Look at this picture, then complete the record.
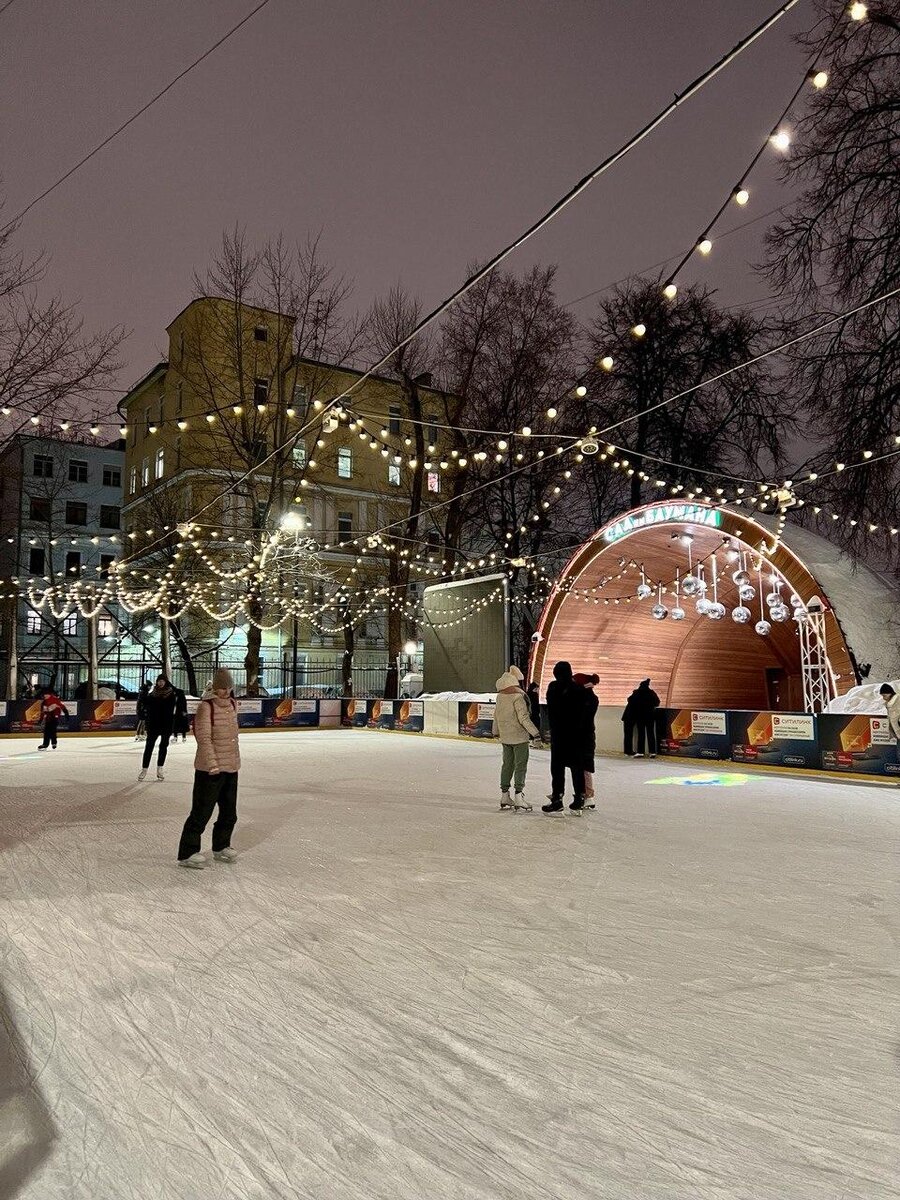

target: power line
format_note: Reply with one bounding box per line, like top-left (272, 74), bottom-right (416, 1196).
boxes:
top-left (1, 0), bottom-right (273, 233)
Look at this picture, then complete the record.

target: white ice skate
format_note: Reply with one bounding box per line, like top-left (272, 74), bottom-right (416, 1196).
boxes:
top-left (137, 768), bottom-right (147, 781)
top-left (499, 791), bottom-right (515, 810)
top-left (156, 768), bottom-right (165, 781)
top-left (513, 792), bottom-right (532, 812)
top-left (213, 847), bottom-right (238, 863)
top-left (179, 853), bottom-right (206, 869)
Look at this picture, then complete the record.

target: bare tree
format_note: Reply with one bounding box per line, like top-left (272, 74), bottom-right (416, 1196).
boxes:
top-left (764, 0), bottom-right (900, 556)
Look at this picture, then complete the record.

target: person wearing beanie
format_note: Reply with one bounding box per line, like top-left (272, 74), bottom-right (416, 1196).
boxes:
top-left (138, 674), bottom-right (177, 781)
top-left (543, 661), bottom-right (591, 812)
top-left (573, 672), bottom-right (600, 803)
top-left (492, 671), bottom-right (541, 810)
top-left (177, 669), bottom-right (241, 869)
top-left (623, 678), bottom-right (661, 758)
top-left (879, 683), bottom-right (900, 755)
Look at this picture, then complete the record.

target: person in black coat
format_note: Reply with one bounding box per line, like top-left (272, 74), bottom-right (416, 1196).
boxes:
top-left (138, 675), bottom-right (178, 780)
top-left (543, 661), bottom-right (591, 812)
top-left (526, 682), bottom-right (541, 736)
top-left (623, 678), bottom-right (661, 758)
top-left (172, 687), bottom-right (190, 742)
top-left (574, 672), bottom-right (600, 801)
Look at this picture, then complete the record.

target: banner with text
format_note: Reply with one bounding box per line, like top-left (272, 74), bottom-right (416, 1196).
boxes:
top-left (658, 709), bottom-right (731, 760)
top-left (264, 699), bottom-right (320, 728)
top-left (730, 710), bottom-right (818, 768)
top-left (458, 701), bottom-right (496, 738)
top-left (817, 713), bottom-right (900, 777)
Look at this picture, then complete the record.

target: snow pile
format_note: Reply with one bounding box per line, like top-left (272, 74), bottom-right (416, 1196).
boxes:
top-left (824, 678), bottom-right (900, 715)
top-left (419, 691), bottom-right (496, 701)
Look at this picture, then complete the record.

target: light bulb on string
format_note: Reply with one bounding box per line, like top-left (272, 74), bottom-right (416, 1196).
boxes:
top-left (631, 323), bottom-right (647, 338)
top-left (733, 187), bottom-right (750, 206)
top-left (696, 238), bottom-right (713, 256)
top-left (770, 129), bottom-right (791, 152)
top-left (810, 69), bottom-right (828, 88)
top-left (663, 283), bottom-right (677, 300)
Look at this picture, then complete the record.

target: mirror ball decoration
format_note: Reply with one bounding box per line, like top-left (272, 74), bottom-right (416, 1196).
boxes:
top-left (636, 582), bottom-right (653, 600)
top-left (706, 601), bottom-right (726, 620)
top-left (681, 574), bottom-right (702, 598)
top-left (790, 594), bottom-right (804, 608)
top-left (731, 605), bottom-right (752, 624)
top-left (766, 592), bottom-right (782, 608)
top-left (738, 583), bottom-right (756, 602)
top-left (670, 606), bottom-right (686, 621)
top-left (770, 603), bottom-right (790, 623)
top-left (732, 569), bottom-right (751, 585)
top-left (755, 619), bottom-right (772, 636)
top-left (793, 606), bottom-right (808, 623)
top-left (695, 596), bottom-right (712, 615)
top-left (651, 602), bottom-right (668, 620)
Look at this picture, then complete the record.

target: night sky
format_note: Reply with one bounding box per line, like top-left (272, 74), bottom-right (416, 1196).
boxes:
top-left (1, 0), bottom-right (814, 394)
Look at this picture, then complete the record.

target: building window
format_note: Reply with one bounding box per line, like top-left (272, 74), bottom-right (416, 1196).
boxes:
top-left (65, 501), bottom-right (88, 526)
top-left (337, 511), bottom-right (353, 543)
top-left (155, 448), bottom-right (165, 480)
top-left (293, 442), bottom-right (307, 469)
top-left (62, 612), bottom-right (77, 636)
top-left (65, 551), bottom-right (81, 577)
top-left (254, 325), bottom-right (268, 342)
top-left (29, 497), bottom-right (51, 522)
top-left (293, 504), bottom-right (309, 529)
top-left (102, 465), bottom-right (121, 488)
top-left (100, 554), bottom-right (115, 576)
top-left (426, 531), bottom-right (441, 549)
top-left (388, 406), bottom-right (401, 435)
top-left (28, 547), bottom-right (45, 575)
top-left (98, 615), bottom-right (114, 637)
top-left (426, 415), bottom-right (438, 445)
top-left (249, 439), bottom-right (268, 464)
top-left (253, 378), bottom-right (269, 406)
top-left (427, 471), bottom-right (441, 493)
top-left (141, 457), bottom-right (149, 487)
top-left (388, 464), bottom-right (401, 486)
top-left (129, 466), bottom-right (137, 496)
top-left (33, 454), bottom-right (54, 478)
top-left (26, 609), bottom-right (42, 635)
top-left (337, 448), bottom-right (352, 479)
top-left (99, 505), bottom-right (120, 529)
top-left (68, 459), bottom-right (88, 483)
top-left (293, 382), bottom-right (308, 406)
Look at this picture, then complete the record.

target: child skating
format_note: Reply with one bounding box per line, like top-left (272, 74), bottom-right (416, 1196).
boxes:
top-left (38, 689), bottom-right (69, 749)
top-left (492, 669), bottom-right (541, 811)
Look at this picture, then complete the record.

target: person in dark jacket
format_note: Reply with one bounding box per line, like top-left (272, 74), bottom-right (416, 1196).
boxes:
top-left (135, 678), bottom-right (152, 742)
top-left (574, 672), bottom-right (600, 803)
top-left (38, 690), bottom-right (69, 749)
top-left (138, 675), bottom-right (178, 780)
top-left (526, 682), bottom-right (541, 735)
top-left (172, 687), bottom-right (190, 742)
top-left (543, 661), bottom-right (591, 812)
top-left (623, 678), bottom-right (661, 758)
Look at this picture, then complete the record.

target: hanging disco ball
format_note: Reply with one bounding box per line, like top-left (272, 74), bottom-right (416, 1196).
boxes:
top-left (766, 592), bottom-right (782, 608)
top-left (636, 582), bottom-right (653, 600)
top-left (681, 575), bottom-right (702, 598)
top-left (755, 619), bottom-right (772, 636)
top-left (792, 606), bottom-right (809, 623)
top-left (739, 583), bottom-right (756, 602)
top-left (695, 597), bottom-right (712, 615)
top-left (770, 603), bottom-right (790, 623)
top-left (670, 606), bottom-right (686, 621)
top-left (732, 569), bottom-right (751, 585)
top-left (651, 603), bottom-right (669, 620)
top-left (790, 594), bottom-right (804, 608)
top-left (706, 601), bottom-right (726, 620)
top-left (731, 605), bottom-right (752, 624)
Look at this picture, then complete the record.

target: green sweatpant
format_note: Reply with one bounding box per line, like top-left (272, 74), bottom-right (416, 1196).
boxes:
top-left (500, 742), bottom-right (530, 793)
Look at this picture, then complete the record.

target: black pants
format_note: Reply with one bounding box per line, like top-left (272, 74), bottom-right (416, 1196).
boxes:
top-left (550, 748), bottom-right (585, 799)
top-left (623, 714), bottom-right (635, 754)
top-left (178, 771), bottom-right (239, 860)
top-left (636, 717), bottom-right (657, 755)
top-left (142, 728), bottom-right (171, 769)
top-left (40, 717), bottom-right (58, 748)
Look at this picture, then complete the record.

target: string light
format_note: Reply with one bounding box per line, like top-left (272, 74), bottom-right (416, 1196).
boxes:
top-left (770, 129), bottom-right (791, 151)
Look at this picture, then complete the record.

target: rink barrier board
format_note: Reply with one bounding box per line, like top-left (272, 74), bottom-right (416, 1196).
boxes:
top-left (0, 698), bottom-right (343, 735)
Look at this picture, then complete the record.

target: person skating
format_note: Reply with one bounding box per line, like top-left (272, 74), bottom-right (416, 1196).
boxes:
top-left (526, 682), bottom-right (542, 736)
top-left (624, 678), bottom-right (661, 757)
top-left (177, 668), bottom-right (241, 869)
top-left (138, 674), bottom-right (178, 780)
top-left (492, 670), bottom-right (541, 811)
top-left (543, 661), bottom-right (591, 812)
top-left (38, 689), bottom-right (69, 749)
top-left (574, 672), bottom-right (600, 805)
top-left (172, 687), bottom-right (190, 743)
top-left (879, 683), bottom-right (900, 760)
top-left (135, 677), bottom-right (152, 742)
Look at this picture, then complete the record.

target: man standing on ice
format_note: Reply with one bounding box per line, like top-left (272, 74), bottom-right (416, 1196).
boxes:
top-left (543, 661), bottom-right (590, 812)
top-left (492, 669), bottom-right (541, 810)
top-left (177, 668), bottom-right (241, 869)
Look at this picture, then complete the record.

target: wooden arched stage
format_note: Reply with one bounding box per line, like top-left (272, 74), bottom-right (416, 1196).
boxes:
top-left (529, 503), bottom-right (856, 710)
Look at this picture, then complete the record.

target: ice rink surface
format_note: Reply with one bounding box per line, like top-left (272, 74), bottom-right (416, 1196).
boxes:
top-left (1, 731), bottom-right (898, 1200)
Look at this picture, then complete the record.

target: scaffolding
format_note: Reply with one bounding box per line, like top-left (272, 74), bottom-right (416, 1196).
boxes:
top-left (799, 597), bottom-right (836, 713)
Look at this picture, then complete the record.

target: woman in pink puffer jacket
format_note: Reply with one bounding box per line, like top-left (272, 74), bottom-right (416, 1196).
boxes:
top-left (177, 668), bottom-right (242, 869)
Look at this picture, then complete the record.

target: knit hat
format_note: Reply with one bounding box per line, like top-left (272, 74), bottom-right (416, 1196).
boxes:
top-left (211, 668), bottom-right (235, 693)
top-left (508, 665), bottom-right (524, 681)
top-left (495, 672), bottom-right (522, 691)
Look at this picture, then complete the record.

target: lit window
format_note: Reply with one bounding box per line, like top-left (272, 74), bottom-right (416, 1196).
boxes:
top-left (129, 466), bottom-right (137, 496)
top-left (62, 612), bottom-right (77, 636)
top-left (337, 448), bottom-right (352, 479)
top-left (26, 609), bottom-right (42, 635)
top-left (142, 458), bottom-right (149, 487)
top-left (33, 454), bottom-right (54, 478)
top-left (102, 465), bottom-right (121, 488)
top-left (98, 615), bottom-right (114, 637)
top-left (427, 472), bottom-right (441, 493)
top-left (388, 406), bottom-right (401, 435)
top-left (388, 464), bottom-right (401, 486)
top-left (155, 447), bottom-right (165, 480)
top-left (293, 442), bottom-right (307, 468)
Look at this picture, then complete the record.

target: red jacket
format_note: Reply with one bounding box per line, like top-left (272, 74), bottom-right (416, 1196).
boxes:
top-left (41, 694), bottom-right (68, 720)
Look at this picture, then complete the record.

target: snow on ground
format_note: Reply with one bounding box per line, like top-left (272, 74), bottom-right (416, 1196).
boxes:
top-left (1, 731), bottom-right (898, 1200)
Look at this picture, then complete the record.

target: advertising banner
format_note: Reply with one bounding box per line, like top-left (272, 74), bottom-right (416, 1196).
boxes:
top-left (0, 700), bottom-right (8, 734)
top-left (264, 699), bottom-right (320, 728)
top-left (341, 698), bottom-right (372, 728)
top-left (657, 709), bottom-right (730, 760)
top-left (236, 698), bottom-right (265, 728)
top-left (458, 701), bottom-right (496, 738)
top-left (78, 699), bottom-right (138, 732)
top-left (368, 699), bottom-right (396, 730)
top-left (8, 698), bottom-right (78, 734)
top-left (396, 699), bottom-right (424, 733)
top-left (818, 713), bottom-right (900, 777)
top-left (730, 710), bottom-right (818, 768)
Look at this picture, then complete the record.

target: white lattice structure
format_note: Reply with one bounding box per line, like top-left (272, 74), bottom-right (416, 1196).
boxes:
top-left (799, 597), bottom-right (837, 713)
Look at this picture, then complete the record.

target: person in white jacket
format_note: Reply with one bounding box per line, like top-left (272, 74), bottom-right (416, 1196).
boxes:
top-left (177, 668), bottom-right (241, 869)
top-left (879, 684), bottom-right (900, 759)
top-left (492, 669), bottom-right (541, 811)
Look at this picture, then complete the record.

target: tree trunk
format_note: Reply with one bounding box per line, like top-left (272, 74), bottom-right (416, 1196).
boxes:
top-left (384, 552), bottom-right (402, 699)
top-left (170, 620), bottom-right (199, 695)
top-left (342, 617), bottom-right (354, 697)
top-left (86, 613), bottom-right (98, 701)
top-left (6, 596), bottom-right (18, 700)
top-left (160, 614), bottom-right (172, 680)
top-left (244, 595), bottom-right (263, 696)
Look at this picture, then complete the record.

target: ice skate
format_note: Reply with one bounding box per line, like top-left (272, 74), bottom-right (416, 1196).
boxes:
top-left (569, 795), bottom-right (585, 811)
top-left (213, 847), bottom-right (238, 863)
top-left (156, 768), bottom-right (165, 781)
top-left (499, 791), bottom-right (515, 810)
top-left (38, 744), bottom-right (48, 751)
top-left (513, 792), bottom-right (531, 812)
top-left (179, 853), bottom-right (206, 869)
top-left (542, 795), bottom-right (564, 815)
top-left (137, 768), bottom-right (148, 781)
